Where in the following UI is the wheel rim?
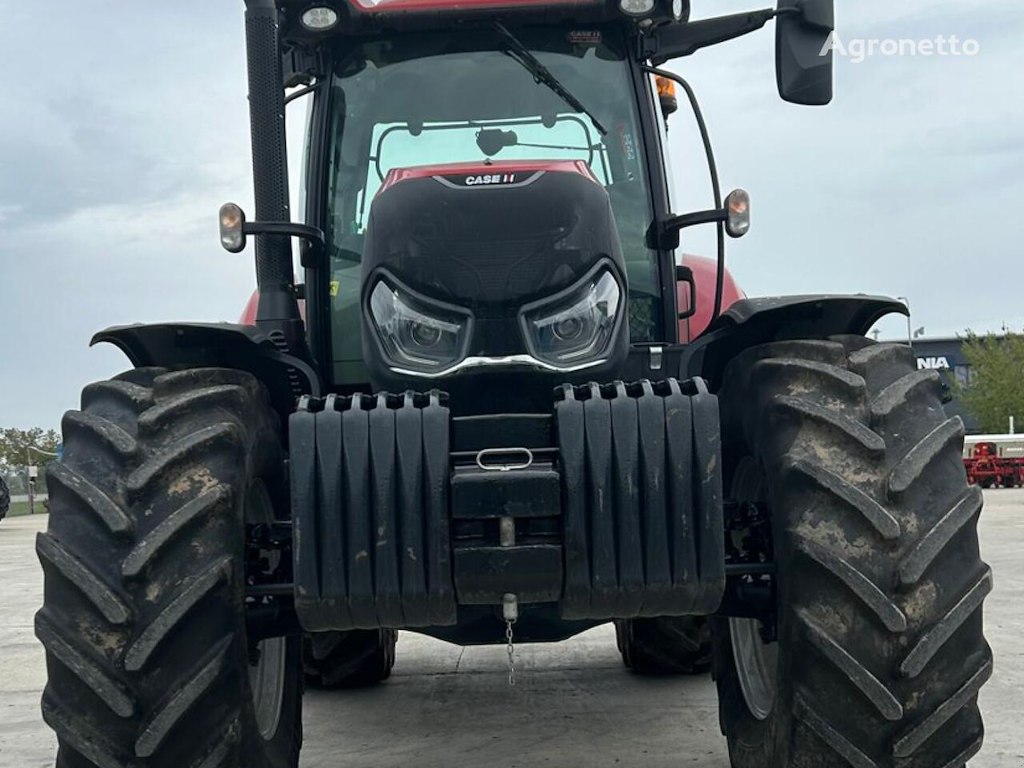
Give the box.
[250,637,287,740]
[728,457,779,721]
[728,617,777,721]
[246,480,287,741]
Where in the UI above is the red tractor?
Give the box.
[37,2,991,767]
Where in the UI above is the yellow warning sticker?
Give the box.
[330,280,340,298]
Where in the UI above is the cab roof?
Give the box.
[279,0,688,39]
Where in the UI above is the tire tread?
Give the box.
[37,368,301,768]
[714,337,991,768]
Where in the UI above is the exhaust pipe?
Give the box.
[243,0,301,328]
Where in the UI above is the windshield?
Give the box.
[322,26,660,383]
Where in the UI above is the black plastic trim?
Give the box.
[628,34,678,344]
[683,295,908,388]
[303,73,334,386]
[91,323,321,422]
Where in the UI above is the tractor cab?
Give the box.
[225,0,832,407]
[325,21,654,404]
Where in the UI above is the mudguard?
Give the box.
[92,323,321,420]
[681,295,907,388]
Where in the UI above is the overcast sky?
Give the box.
[1,1,1022,431]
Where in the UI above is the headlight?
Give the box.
[520,269,623,367]
[368,279,471,373]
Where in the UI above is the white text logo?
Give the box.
[918,357,951,370]
[465,174,517,186]
[821,32,980,64]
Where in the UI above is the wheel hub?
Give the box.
[728,457,779,721]
[250,637,287,740]
[246,481,288,742]
[728,617,778,721]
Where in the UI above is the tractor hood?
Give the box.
[360,160,630,402]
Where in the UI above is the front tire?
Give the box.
[714,339,992,768]
[36,368,302,768]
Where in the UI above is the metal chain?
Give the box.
[505,618,516,686]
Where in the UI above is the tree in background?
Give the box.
[958,332,1024,433]
[0,427,59,495]
[0,427,59,466]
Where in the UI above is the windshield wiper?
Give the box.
[493,21,608,137]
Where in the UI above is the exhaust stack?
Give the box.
[243,0,300,328]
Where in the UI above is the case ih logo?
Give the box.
[463,173,518,187]
[917,356,951,370]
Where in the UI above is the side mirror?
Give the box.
[776,0,835,105]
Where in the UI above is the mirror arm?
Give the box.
[657,208,727,251]
[665,208,727,231]
[243,221,326,269]
[643,64,727,321]
[645,8,797,63]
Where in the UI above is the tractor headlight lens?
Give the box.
[369,280,470,372]
[521,270,622,366]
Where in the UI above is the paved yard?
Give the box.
[2,492,1021,767]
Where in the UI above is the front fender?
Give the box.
[92,323,321,420]
[681,295,907,388]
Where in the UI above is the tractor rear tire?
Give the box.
[36,368,302,768]
[303,630,397,689]
[614,617,711,675]
[713,339,992,768]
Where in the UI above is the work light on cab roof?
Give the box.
[283,0,685,36]
[618,0,655,16]
[300,6,339,30]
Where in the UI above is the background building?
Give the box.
[910,336,981,433]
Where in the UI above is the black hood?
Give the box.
[361,162,630,408]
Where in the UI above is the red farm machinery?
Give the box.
[964,435,1024,489]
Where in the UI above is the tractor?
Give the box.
[0,474,9,521]
[36,1,992,767]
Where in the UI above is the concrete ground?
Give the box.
[2,493,1022,768]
